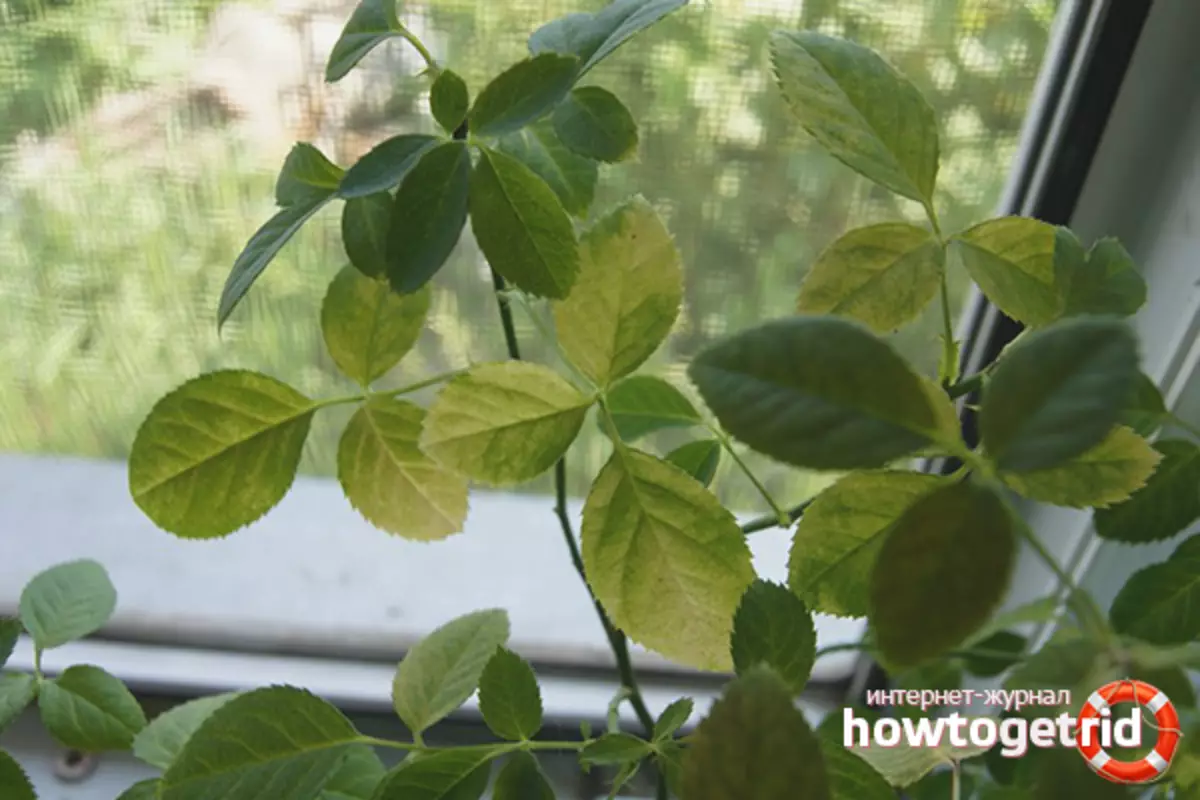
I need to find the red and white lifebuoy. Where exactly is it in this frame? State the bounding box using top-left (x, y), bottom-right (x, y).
top-left (1076, 679), bottom-right (1181, 783)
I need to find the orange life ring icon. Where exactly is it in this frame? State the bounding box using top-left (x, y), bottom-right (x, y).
top-left (1076, 679), bottom-right (1182, 784)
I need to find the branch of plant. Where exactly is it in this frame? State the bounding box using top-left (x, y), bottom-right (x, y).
top-left (706, 424), bottom-right (789, 527)
top-left (397, 26), bottom-right (439, 75)
top-left (1012, 513), bottom-right (1110, 643)
top-left (740, 499), bottom-right (811, 534)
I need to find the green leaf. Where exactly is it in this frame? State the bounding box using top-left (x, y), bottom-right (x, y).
top-left (492, 752), bottom-right (554, 800)
top-left (730, 580), bottom-right (816, 695)
top-left (1122, 371), bottom-right (1167, 436)
top-left (117, 779), bottom-right (162, 800)
top-left (963, 596), bottom-right (1060, 649)
top-left (133, 693), bottom-right (239, 771)
top-left (386, 140), bottom-right (471, 294)
top-left (819, 739), bottom-right (893, 800)
top-left (683, 666), bottom-right (831, 800)
top-left (0, 620), bottom-right (17, 669)
top-left (554, 196), bottom-right (682, 386)
top-left (325, 0), bottom-right (403, 83)
top-left (980, 316), bottom-right (1139, 472)
top-left (162, 687), bottom-right (359, 800)
top-left (961, 631), bottom-right (1025, 677)
top-left (391, 609), bottom-right (510, 735)
top-left (652, 698), bottom-right (694, 741)
top-left (688, 317), bottom-right (938, 470)
top-left (845, 733), bottom-right (993, 788)
top-left (374, 747), bottom-right (500, 800)
top-left (478, 647), bottom-right (543, 741)
top-left (789, 471), bottom-right (946, 617)
top-left (1000, 426), bottom-right (1161, 508)
top-left (665, 440), bottom-right (720, 487)
top-left (657, 741), bottom-right (686, 797)
top-left (552, 86), bottom-right (638, 162)
top-left (342, 193), bottom-right (392, 278)
top-left (39, 664), bottom-right (147, 751)
top-left (339, 134), bottom-right (440, 199)
top-left (0, 673), bottom-right (37, 734)
top-left (1110, 534), bottom-right (1200, 645)
top-left (468, 53), bottom-right (579, 138)
top-left (1004, 634), bottom-right (1104, 696)
top-left (797, 223), bottom-right (943, 333)
top-left (769, 30), bottom-right (938, 204)
top-left (469, 147), bottom-right (579, 299)
top-left (1095, 439), bottom-right (1200, 543)
top-left (948, 217), bottom-right (1060, 327)
top-left (0, 751), bottom-right (35, 800)
top-left (129, 371), bottom-right (316, 538)
top-left (19, 559), bottom-right (116, 649)
top-left (579, 733), bottom-right (652, 766)
top-left (582, 448), bottom-right (754, 670)
top-left (1056, 230), bottom-right (1146, 318)
top-left (430, 69), bottom-right (469, 134)
top-left (320, 266), bottom-right (430, 387)
top-left (529, 0), bottom-right (689, 78)
top-left (601, 375), bottom-right (699, 441)
top-left (277, 143), bottom-right (344, 206)
top-left (1029, 747), bottom-right (1131, 800)
top-left (869, 481), bottom-right (1016, 669)
top-left (338, 398), bottom-right (468, 541)
top-left (318, 745), bottom-right (387, 800)
top-left (494, 120), bottom-right (598, 218)
top-left (218, 190), bottom-right (334, 325)
top-left (420, 362), bottom-right (591, 485)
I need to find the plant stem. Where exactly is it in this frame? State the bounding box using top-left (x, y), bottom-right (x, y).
top-left (946, 371), bottom-right (984, 400)
top-left (362, 735), bottom-right (593, 753)
top-left (397, 27), bottom-right (439, 74)
top-left (739, 499), bottom-right (811, 535)
top-left (710, 427), bottom-right (789, 527)
top-left (950, 759), bottom-right (962, 800)
top-left (380, 368), bottom-right (468, 398)
top-left (1013, 515), bottom-right (1109, 641)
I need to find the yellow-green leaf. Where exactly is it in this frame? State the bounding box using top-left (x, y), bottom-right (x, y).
top-left (129, 371), bottom-right (315, 538)
top-left (581, 448), bottom-right (754, 670)
top-left (1001, 426), bottom-right (1161, 508)
top-left (338, 398), bottom-right (468, 541)
top-left (798, 223), bottom-right (943, 333)
top-left (0, 674), bottom-right (37, 735)
top-left (1095, 439), bottom-right (1200, 543)
top-left (374, 747), bottom-right (503, 800)
top-left (1055, 228), bottom-right (1146, 318)
top-left (730, 580), bottom-right (816, 695)
top-left (789, 471), bottom-right (946, 618)
top-left (869, 481), bottom-right (1016, 669)
top-left (420, 362), bottom-right (591, 485)
top-left (554, 196), bottom-right (682, 386)
top-left (948, 217), bottom-right (1060, 327)
top-left (320, 266), bottom-right (430, 387)
top-left (769, 31), bottom-right (938, 204)
top-left (492, 751), bottom-right (554, 800)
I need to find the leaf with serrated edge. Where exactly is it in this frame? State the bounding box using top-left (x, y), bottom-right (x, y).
top-left (683, 666), bottom-right (831, 800)
top-left (117, 779), bottom-right (161, 800)
top-left (321, 266), bottom-right (430, 387)
top-left (161, 686), bottom-right (359, 800)
top-left (495, 120), bottom-right (598, 218)
top-left (326, 0), bottom-right (403, 82)
top-left (470, 147), bottom-right (580, 299)
top-left (392, 610), bottom-right (510, 735)
top-left (469, 53), bottom-right (578, 137)
top-left (582, 448), bottom-right (754, 670)
top-left (340, 134), bottom-right (440, 199)
top-left (1095, 439), bottom-right (1200, 543)
top-left (665, 440), bottom-right (720, 487)
top-left (688, 317), bottom-right (936, 470)
top-left (579, 733), bottom-right (651, 765)
top-left (0, 674), bottom-right (37, 734)
top-left (819, 738), bottom-right (893, 800)
top-left (342, 193), bottom-right (391, 278)
top-left (1001, 426), bottom-right (1161, 508)
top-left (798, 223), bottom-right (943, 333)
top-left (420, 362), bottom-right (590, 486)
top-left (552, 86), bottom-right (638, 162)
top-left (430, 69), bottom-right (469, 134)
top-left (129, 371), bottom-right (315, 539)
top-left (653, 698), bottom-right (694, 740)
top-left (1057, 230), bottom-right (1146, 318)
top-left (133, 693), bottom-right (238, 770)
top-left (39, 665), bottom-right (147, 751)
top-left (0, 751), bottom-right (35, 800)
top-left (530, 0), bottom-right (689, 78)
top-left (789, 471), bottom-right (945, 618)
top-left (0, 619), bottom-right (18, 669)
top-left (869, 482), bottom-right (1016, 669)
top-left (478, 647), bottom-right (543, 741)
top-left (318, 744), bottom-right (386, 800)
top-left (276, 143), bottom-right (344, 206)
top-left (374, 747), bottom-right (500, 800)
top-left (492, 752), bottom-right (554, 800)
top-left (1110, 535), bottom-right (1200, 645)
top-left (339, 398), bottom-right (468, 541)
top-left (980, 317), bottom-right (1138, 472)
top-left (848, 733), bottom-right (992, 788)
top-left (19, 559), bottom-right (116, 650)
top-left (386, 141), bottom-right (471, 294)
top-left (731, 580), bottom-right (816, 695)
top-left (602, 374), bottom-right (699, 441)
top-left (554, 197), bottom-right (682, 386)
top-left (769, 31), bottom-right (938, 204)
top-left (1122, 371), bottom-right (1166, 437)
top-left (948, 217), bottom-right (1060, 327)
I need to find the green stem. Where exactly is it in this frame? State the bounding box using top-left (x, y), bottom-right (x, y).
top-left (313, 393), bottom-right (368, 411)
top-left (1167, 412), bottom-right (1200, 440)
top-left (379, 368), bottom-right (468, 398)
top-left (740, 499), bottom-right (810, 535)
top-left (709, 426), bottom-right (789, 527)
top-left (950, 760), bottom-right (961, 800)
top-left (32, 647), bottom-right (43, 681)
top-left (946, 371), bottom-right (984, 400)
top-left (397, 27), bottom-right (439, 74)
top-left (1013, 515), bottom-right (1109, 641)
top-left (362, 735), bottom-right (593, 753)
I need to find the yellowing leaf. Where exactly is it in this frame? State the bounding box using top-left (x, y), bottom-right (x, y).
top-left (1001, 426), bottom-right (1161, 508)
top-left (554, 196), bottom-right (682, 387)
top-left (420, 363), bottom-right (591, 485)
top-left (581, 448), bottom-right (754, 670)
top-left (798, 223), bottom-right (943, 333)
top-left (129, 371), bottom-right (315, 539)
top-left (338, 398), bottom-right (469, 541)
top-left (948, 217), bottom-right (1060, 327)
top-left (1096, 439), bottom-right (1200, 543)
top-left (789, 471), bottom-right (946, 618)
